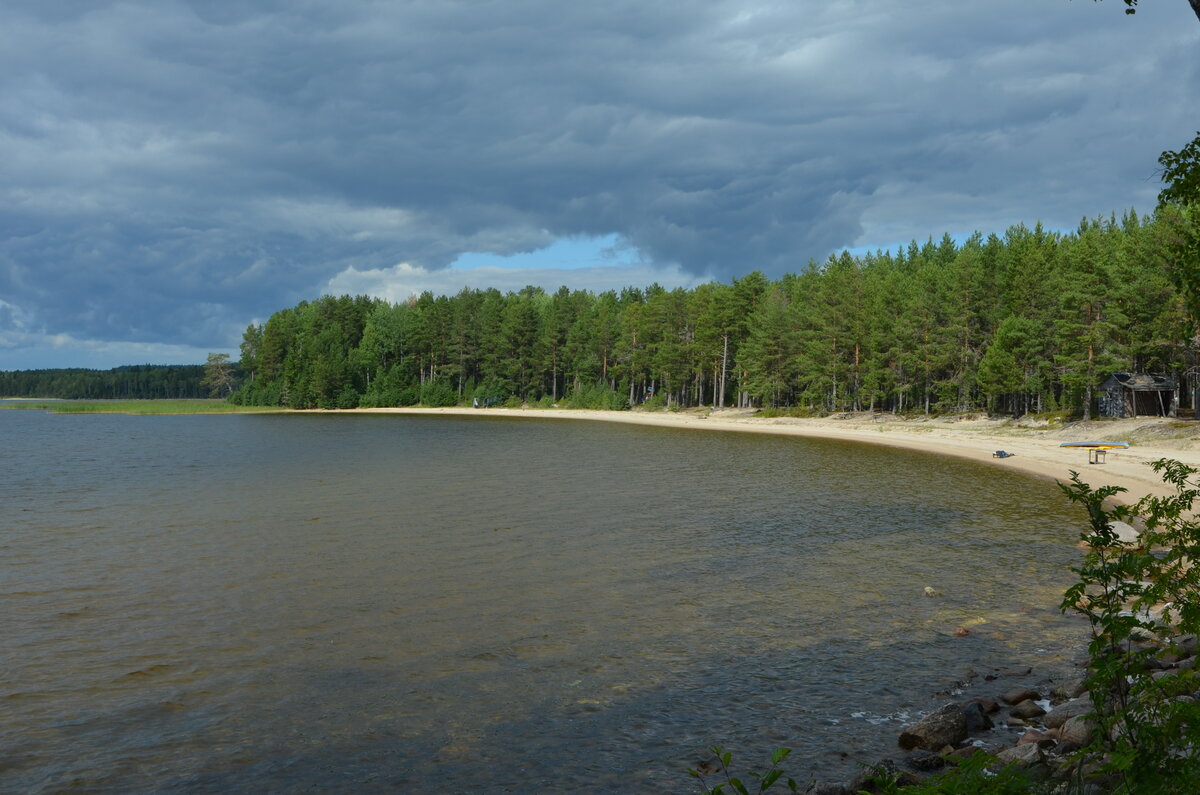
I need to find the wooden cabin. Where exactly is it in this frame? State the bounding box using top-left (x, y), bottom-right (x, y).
top-left (1098, 373), bottom-right (1178, 418)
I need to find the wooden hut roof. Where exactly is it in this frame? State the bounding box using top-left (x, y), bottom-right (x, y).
top-left (1108, 372), bottom-right (1178, 390)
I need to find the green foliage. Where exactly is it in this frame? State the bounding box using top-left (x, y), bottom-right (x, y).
top-left (1059, 463), bottom-right (1200, 792)
top-left (226, 211), bottom-right (1190, 417)
top-left (1, 400), bottom-right (276, 414)
top-left (1159, 131), bottom-right (1200, 208)
top-left (0, 365), bottom-right (209, 399)
top-left (864, 751), bottom-right (1033, 794)
top-left (689, 747), bottom-right (798, 795)
top-left (564, 383), bottom-right (627, 410)
top-left (201, 352), bottom-right (235, 398)
top-left (419, 381), bottom-right (459, 407)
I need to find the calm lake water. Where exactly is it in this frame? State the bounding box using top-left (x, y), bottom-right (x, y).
top-left (1, 409), bottom-right (1091, 792)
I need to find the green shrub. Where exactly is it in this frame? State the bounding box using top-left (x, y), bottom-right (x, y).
top-left (1059, 462), bottom-right (1200, 792)
top-left (419, 381), bottom-right (458, 407)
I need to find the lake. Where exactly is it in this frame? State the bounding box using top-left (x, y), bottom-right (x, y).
top-left (1, 409), bottom-right (1090, 791)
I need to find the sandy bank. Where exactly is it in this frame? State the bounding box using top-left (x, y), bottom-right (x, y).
top-left (342, 407), bottom-right (1200, 502)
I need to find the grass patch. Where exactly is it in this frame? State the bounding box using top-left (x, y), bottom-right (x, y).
top-left (1, 399), bottom-right (282, 415)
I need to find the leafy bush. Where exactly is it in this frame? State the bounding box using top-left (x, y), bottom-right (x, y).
top-left (419, 381), bottom-right (458, 407)
top-left (565, 383), bottom-right (627, 410)
top-left (689, 747), bottom-right (797, 794)
top-left (1058, 461), bottom-right (1200, 792)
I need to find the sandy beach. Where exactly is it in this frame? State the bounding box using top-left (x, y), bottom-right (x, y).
top-left (347, 406), bottom-right (1200, 504)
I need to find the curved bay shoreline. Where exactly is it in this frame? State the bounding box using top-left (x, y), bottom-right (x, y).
top-left (342, 406), bottom-right (1200, 502)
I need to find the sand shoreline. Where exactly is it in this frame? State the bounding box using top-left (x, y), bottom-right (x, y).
top-left (333, 406), bottom-right (1200, 503)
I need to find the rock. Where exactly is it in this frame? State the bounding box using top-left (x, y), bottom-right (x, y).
top-left (898, 703), bottom-right (968, 751)
top-left (1016, 729), bottom-right (1056, 749)
top-left (1051, 678), bottom-right (1087, 701)
top-left (1006, 716), bottom-right (1028, 728)
top-left (1162, 635), bottom-right (1198, 663)
top-left (995, 742), bottom-right (1045, 769)
top-left (1173, 633), bottom-right (1198, 656)
top-left (1060, 715), bottom-right (1096, 746)
top-left (1042, 699), bottom-right (1094, 729)
top-left (806, 783), bottom-right (848, 795)
top-left (945, 744), bottom-right (982, 761)
top-left (1177, 656), bottom-right (1197, 672)
top-left (1142, 655), bottom-right (1168, 670)
top-left (1107, 521), bottom-right (1140, 545)
top-left (924, 586), bottom-right (942, 597)
top-left (962, 701), bottom-right (994, 733)
top-left (1009, 699), bottom-right (1047, 720)
top-left (907, 748), bottom-right (946, 772)
top-left (1002, 686), bottom-right (1040, 705)
top-left (1057, 740), bottom-right (1082, 756)
top-left (962, 695), bottom-right (999, 713)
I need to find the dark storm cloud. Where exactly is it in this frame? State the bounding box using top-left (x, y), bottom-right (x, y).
top-left (1, 0), bottom-right (1197, 363)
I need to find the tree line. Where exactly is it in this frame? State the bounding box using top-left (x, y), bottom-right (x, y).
top-left (0, 364), bottom-right (209, 399)
top-left (230, 208), bottom-right (1198, 417)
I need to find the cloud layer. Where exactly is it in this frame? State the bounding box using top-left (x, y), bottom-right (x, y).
top-left (2, 0), bottom-right (1198, 366)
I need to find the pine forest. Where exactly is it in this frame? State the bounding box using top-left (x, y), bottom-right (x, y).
top-left (228, 208), bottom-right (1199, 418)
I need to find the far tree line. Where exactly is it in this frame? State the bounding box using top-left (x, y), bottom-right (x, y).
top-left (0, 364), bottom-right (210, 400)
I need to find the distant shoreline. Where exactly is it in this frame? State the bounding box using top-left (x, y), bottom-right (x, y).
top-left (335, 407), bottom-right (1200, 502)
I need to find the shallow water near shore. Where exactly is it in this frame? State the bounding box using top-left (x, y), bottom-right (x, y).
top-left (2, 409), bottom-right (1089, 791)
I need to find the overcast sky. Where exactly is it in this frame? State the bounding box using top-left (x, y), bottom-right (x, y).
top-left (2, 1), bottom-right (1197, 369)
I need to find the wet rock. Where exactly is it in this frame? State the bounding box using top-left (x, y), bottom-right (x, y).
top-left (1009, 699), bottom-right (1047, 720)
top-left (1042, 699), bottom-right (1094, 729)
top-left (962, 701), bottom-right (994, 733)
top-left (906, 748), bottom-right (945, 772)
top-left (1051, 677), bottom-right (1087, 701)
top-left (1060, 715), bottom-right (1096, 746)
top-left (898, 703), bottom-right (967, 751)
top-left (962, 695), bottom-right (999, 713)
top-left (1006, 716), bottom-right (1028, 728)
top-left (1001, 686), bottom-right (1040, 705)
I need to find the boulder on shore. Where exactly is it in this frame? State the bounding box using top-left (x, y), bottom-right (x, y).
top-left (1010, 699), bottom-right (1047, 720)
top-left (1107, 521), bottom-right (1140, 545)
top-left (898, 703), bottom-right (967, 750)
top-left (1059, 715), bottom-right (1096, 746)
top-left (1042, 699), bottom-right (1094, 729)
top-left (962, 700), bottom-right (994, 733)
top-left (1001, 686), bottom-right (1041, 705)
top-left (996, 742), bottom-right (1045, 768)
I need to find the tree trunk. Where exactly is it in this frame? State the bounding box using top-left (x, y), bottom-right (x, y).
top-left (719, 334), bottom-right (729, 408)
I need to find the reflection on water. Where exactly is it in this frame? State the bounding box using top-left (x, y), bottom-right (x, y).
top-left (1, 410), bottom-right (1088, 791)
